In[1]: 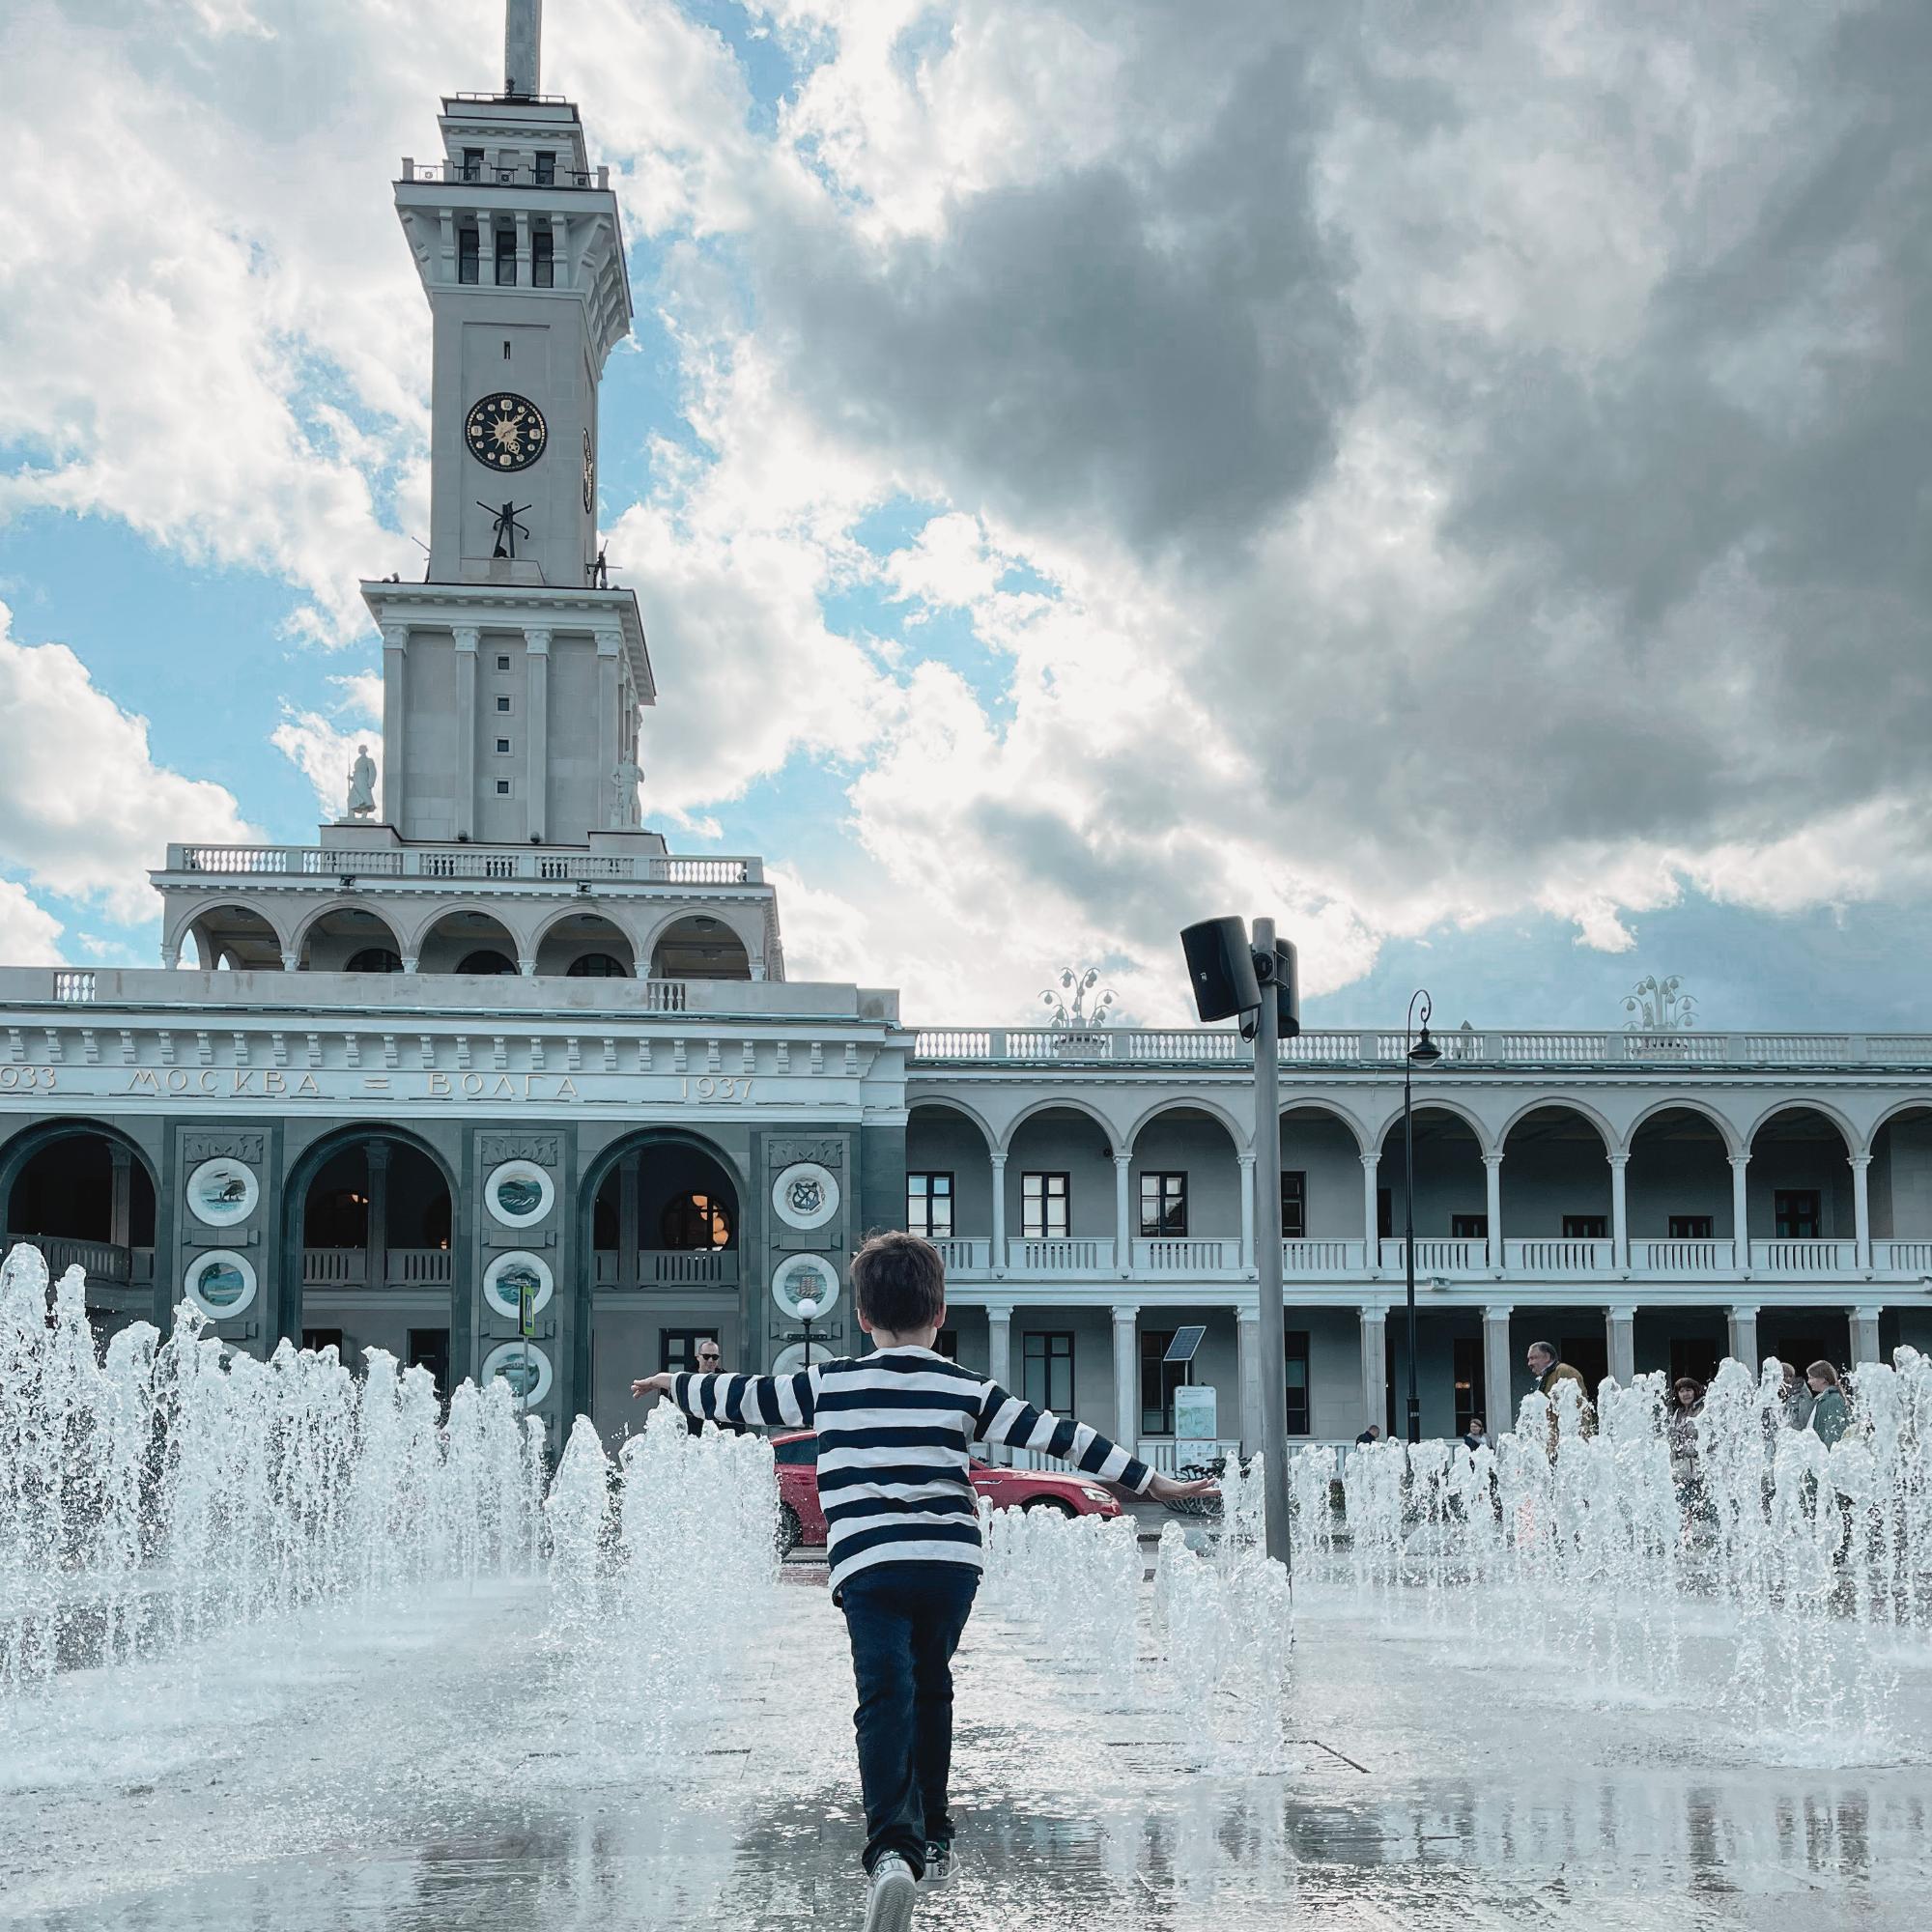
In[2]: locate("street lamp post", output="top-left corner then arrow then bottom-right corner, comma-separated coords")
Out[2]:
1402,990 -> 1441,1445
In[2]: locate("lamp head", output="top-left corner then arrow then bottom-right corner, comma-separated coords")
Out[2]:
1408,1025 -> 1442,1065
795,1296 -> 821,1321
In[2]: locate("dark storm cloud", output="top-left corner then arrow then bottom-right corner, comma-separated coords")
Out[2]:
765,42 -> 1359,556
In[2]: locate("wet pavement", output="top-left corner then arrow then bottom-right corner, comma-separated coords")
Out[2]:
3,1566 -> 1928,1931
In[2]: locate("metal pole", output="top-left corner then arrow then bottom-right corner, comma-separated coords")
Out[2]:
1404,1049 -> 1421,1445
1251,918 -> 1292,1571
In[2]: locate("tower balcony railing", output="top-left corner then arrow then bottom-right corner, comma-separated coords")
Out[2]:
301,1248 -> 455,1289
402,158 -> 609,190
911,1026 -> 1932,1068
161,843 -> 764,887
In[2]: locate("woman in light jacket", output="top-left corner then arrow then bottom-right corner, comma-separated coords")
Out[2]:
1804,1361 -> 1852,1447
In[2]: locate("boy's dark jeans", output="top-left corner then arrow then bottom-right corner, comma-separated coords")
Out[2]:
839,1561 -> 980,1877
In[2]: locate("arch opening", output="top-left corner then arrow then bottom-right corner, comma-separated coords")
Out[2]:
417,910 -> 520,976
649,914 -> 750,981
3,1129 -> 157,1310
1499,1106 -> 1610,1244
1376,1107 -> 1487,1258
1627,1107 -> 1736,1253
1005,1106 -> 1120,1250
298,906 -> 406,973
906,1103 -> 995,1253
186,903 -> 283,971
1869,1105 -> 1932,1250
535,913 -> 636,978
1279,1105 -> 1370,1249
1746,1107 -> 1854,1249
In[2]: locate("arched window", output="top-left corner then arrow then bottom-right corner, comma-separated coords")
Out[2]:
345,948 -> 403,974
567,952 -> 629,978
661,1192 -> 732,1250
456,950 -> 518,976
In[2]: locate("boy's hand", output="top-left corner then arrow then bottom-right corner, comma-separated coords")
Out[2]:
630,1372 -> 674,1400
1147,1472 -> 1219,1504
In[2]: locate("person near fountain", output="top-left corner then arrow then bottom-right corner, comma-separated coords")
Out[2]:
1460,1415 -> 1490,1452
681,1339 -> 747,1436
1355,1423 -> 1382,1445
1778,1361 -> 1816,1433
1525,1340 -> 1595,1437
1803,1361 -> 1852,1446
1666,1378 -> 1708,1518
631,1229 -> 1217,1932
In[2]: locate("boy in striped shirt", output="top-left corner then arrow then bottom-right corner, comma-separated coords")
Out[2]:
634,1229 -> 1216,1931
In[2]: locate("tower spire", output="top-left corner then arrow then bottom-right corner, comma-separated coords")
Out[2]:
504,0 -> 542,99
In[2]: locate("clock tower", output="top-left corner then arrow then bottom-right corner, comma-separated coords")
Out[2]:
361,0 -> 652,847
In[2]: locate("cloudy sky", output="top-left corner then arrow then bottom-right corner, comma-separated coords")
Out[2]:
0,0 -> 1927,1029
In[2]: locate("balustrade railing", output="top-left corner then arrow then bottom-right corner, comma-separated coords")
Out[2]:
931,1237 -> 992,1273
1631,1237 -> 1736,1272
5,1234 -> 132,1284
1007,1236 -> 1115,1275
164,843 -> 763,887
1282,1238 -> 1367,1272
1378,1237 -> 1484,1273
402,158 -> 608,190
1503,1237 -> 1614,1274
301,1248 -> 454,1288
1131,1237 -> 1237,1273
1749,1238 -> 1859,1274
1874,1239 -> 1932,1273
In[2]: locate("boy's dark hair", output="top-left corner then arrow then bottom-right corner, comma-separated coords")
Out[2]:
850,1230 -> 947,1332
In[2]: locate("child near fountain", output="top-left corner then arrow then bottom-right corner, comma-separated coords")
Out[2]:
633,1229 -> 1217,1932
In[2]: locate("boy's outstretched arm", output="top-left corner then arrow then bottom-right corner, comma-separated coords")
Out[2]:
972,1381 -> 1218,1505
631,1364 -> 818,1430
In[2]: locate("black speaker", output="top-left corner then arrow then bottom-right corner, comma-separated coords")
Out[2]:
1179,917 -> 1262,1022
1273,940 -> 1301,1037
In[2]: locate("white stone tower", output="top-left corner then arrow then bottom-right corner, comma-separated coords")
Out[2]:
362,0 -> 651,849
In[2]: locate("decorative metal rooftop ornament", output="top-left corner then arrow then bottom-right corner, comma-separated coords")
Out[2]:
1624,974 -> 1696,1033
1039,966 -> 1117,1029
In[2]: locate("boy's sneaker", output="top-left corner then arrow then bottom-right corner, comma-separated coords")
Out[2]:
863,1853 -> 918,1932
923,1839 -> 953,1884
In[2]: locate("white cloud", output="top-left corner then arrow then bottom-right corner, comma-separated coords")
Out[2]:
0,883 -> 64,967
270,671 -> 384,824
0,602 -> 260,924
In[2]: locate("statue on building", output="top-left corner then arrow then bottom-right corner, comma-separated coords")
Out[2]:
346,745 -> 378,819
610,756 -> 642,829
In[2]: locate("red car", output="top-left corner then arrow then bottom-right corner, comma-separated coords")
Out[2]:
770,1431 -> 1124,1553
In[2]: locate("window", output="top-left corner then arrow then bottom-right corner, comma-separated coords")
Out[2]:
1281,1171 -> 1307,1239
496,738 -> 511,754
344,948 -> 401,974
302,1326 -> 345,1353
534,150 -> 555,186
406,1328 -> 450,1399
1021,1171 -> 1068,1239
906,1172 -> 953,1239
458,226 -> 480,284
1451,1213 -> 1490,1239
566,952 -> 628,978
1562,1214 -> 1607,1239
497,695 -> 512,712
659,1329 -> 719,1375
1139,1172 -> 1188,1238
1453,1336 -> 1483,1435
461,147 -> 484,183
494,228 -> 517,286
455,950 -> 516,975
1140,1328 -> 1188,1435
1669,1214 -> 1715,1239
772,1435 -> 817,1466
1285,1331 -> 1311,1435
661,1192 -> 731,1249
493,779 -> 509,795
1022,1331 -> 1074,1412
1378,1188 -> 1393,1239
533,229 -> 554,288
497,654 -> 511,669
1775,1190 -> 1822,1239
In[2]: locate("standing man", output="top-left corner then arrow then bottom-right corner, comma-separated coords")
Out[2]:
633,1340 -> 746,1435
1525,1339 -> 1595,1435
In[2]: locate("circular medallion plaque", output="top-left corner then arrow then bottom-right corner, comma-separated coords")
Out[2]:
185,1157 -> 259,1229
772,1340 -> 835,1378
484,1159 -> 554,1229
771,1254 -> 841,1321
483,1251 -> 554,1321
184,1250 -> 257,1320
771,1161 -> 839,1232
482,1341 -> 553,1406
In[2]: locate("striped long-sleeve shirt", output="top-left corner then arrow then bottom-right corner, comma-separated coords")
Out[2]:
672,1345 -> 1153,1594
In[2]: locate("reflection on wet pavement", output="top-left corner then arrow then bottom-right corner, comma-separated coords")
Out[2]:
3,1577 -> 1927,1931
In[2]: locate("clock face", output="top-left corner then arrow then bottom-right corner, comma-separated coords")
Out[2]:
582,428 -> 594,512
466,392 -> 547,471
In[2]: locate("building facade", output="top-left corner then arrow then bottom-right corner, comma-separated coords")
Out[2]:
4,8 -> 1931,1463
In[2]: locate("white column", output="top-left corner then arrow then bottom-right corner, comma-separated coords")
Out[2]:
990,1153 -> 1009,1275
525,627 -> 551,841
1361,1152 -> 1381,1267
365,1141 -> 390,1289
987,1302 -> 1014,1464
1605,1303 -> 1635,1387
1608,1152 -> 1630,1271
1112,1304 -> 1140,1450
1482,1305 -> 1514,1435
595,631 -> 622,825
1359,1305 -> 1388,1436
1848,1305 -> 1882,1368
1114,1152 -> 1133,1264
1237,1310 -> 1262,1454
380,624 -> 408,827
280,949 -> 298,973
1726,1303 -> 1759,1374
1237,1153 -> 1257,1270
1850,1153 -> 1873,1271
452,626 -> 479,840
108,1146 -> 133,1252
1483,1151 -> 1504,1270
1730,1153 -> 1751,1268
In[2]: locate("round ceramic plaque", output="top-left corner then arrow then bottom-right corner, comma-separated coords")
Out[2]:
771,1340 -> 835,1378
771,1253 -> 841,1321
771,1160 -> 839,1232
482,1341 -> 553,1406
184,1249 -> 257,1320
185,1156 -> 259,1229
483,1250 -> 554,1321
484,1158 -> 554,1229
